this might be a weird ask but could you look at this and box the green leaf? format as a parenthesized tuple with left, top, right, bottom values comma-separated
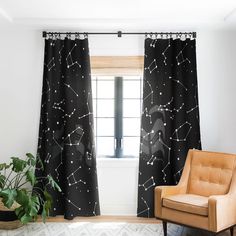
(0, 175, 6, 188)
(11, 157, 27, 173)
(26, 153, 35, 160)
(28, 196, 40, 216)
(41, 190, 53, 223)
(15, 191, 40, 223)
(41, 203, 47, 223)
(47, 175, 61, 192)
(0, 163, 10, 171)
(15, 206, 22, 216)
(26, 170, 36, 186)
(36, 155, 44, 171)
(26, 153, 36, 166)
(15, 206, 25, 219)
(27, 158, 36, 166)
(0, 189, 17, 208)
(15, 189, 29, 206)
(33, 213, 38, 222)
(20, 214, 32, 224)
(44, 190, 53, 206)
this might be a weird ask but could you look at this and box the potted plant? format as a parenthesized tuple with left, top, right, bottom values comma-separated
(0, 153, 61, 229)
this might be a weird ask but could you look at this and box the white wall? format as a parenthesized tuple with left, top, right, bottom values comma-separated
(97, 158, 139, 215)
(197, 31, 236, 153)
(0, 30, 43, 158)
(0, 29, 236, 215)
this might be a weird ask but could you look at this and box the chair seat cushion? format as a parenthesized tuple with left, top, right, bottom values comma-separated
(162, 194, 208, 216)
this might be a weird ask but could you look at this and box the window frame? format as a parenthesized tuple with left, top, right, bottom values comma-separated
(114, 77, 123, 158)
(91, 56, 144, 158)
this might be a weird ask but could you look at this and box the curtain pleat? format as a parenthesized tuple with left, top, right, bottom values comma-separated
(35, 38, 100, 219)
(137, 38, 201, 217)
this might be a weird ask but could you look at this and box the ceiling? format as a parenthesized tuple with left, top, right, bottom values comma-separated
(0, 0, 236, 31)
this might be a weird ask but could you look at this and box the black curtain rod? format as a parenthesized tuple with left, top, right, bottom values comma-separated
(42, 31, 196, 38)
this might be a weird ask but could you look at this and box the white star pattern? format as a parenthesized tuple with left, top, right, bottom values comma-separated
(138, 36, 201, 218)
(36, 37, 100, 219)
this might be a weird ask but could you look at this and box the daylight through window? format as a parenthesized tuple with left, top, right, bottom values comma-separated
(92, 76, 143, 158)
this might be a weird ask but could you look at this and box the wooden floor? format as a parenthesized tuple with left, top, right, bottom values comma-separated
(42, 215, 159, 224)
(41, 216, 235, 235)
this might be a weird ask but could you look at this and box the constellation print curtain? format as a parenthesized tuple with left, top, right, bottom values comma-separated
(35, 36, 100, 219)
(137, 36, 201, 217)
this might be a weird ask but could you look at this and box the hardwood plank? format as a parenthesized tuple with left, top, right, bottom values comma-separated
(38, 215, 160, 224)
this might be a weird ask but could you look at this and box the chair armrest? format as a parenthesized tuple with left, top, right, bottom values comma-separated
(155, 184, 187, 218)
(208, 194, 236, 232)
(154, 150, 192, 218)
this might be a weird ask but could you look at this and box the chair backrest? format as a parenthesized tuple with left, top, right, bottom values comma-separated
(187, 150, 236, 197)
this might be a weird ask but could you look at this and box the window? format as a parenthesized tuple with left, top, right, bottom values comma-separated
(92, 76, 143, 158)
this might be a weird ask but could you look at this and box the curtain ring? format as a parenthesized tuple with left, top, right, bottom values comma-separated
(161, 33, 163, 39)
(49, 33, 53, 39)
(145, 33, 147, 39)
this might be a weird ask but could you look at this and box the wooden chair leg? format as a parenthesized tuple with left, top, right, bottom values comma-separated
(230, 227, 234, 236)
(162, 221, 167, 236)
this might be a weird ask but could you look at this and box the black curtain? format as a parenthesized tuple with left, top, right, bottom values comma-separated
(35, 37, 100, 219)
(137, 37, 201, 217)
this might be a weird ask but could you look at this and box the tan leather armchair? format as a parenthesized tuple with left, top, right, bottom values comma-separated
(155, 149, 236, 236)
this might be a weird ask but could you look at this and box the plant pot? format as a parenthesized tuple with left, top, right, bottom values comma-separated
(0, 198, 22, 229)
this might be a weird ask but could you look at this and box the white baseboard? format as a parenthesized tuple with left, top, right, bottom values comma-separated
(100, 204, 137, 216)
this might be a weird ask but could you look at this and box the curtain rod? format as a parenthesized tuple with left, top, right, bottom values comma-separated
(42, 31, 196, 38)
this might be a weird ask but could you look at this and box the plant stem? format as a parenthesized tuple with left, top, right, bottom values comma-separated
(4, 169, 6, 181)
(7, 173, 20, 189)
(15, 173, 25, 187)
(37, 193, 45, 205)
(36, 176, 48, 180)
(14, 172, 22, 188)
(15, 167, 32, 187)
(32, 186, 44, 194)
(16, 181, 30, 189)
(3, 170, 13, 189)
